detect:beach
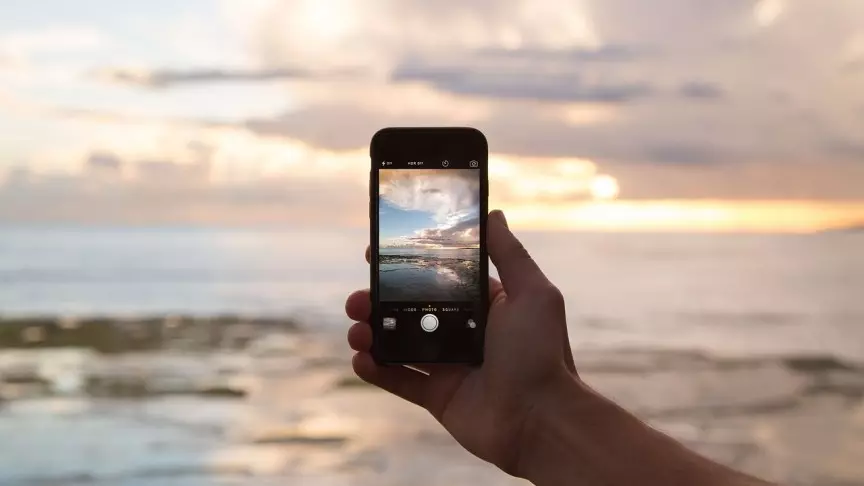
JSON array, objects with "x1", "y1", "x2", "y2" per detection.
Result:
[
  {"x1": 1, "y1": 322, "x2": 863, "y2": 486},
  {"x1": 1, "y1": 227, "x2": 863, "y2": 485}
]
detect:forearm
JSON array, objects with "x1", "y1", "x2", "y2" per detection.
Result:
[{"x1": 516, "y1": 375, "x2": 774, "y2": 486}]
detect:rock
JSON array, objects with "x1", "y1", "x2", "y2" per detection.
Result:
[
  {"x1": 782, "y1": 356, "x2": 859, "y2": 373},
  {"x1": 85, "y1": 374, "x2": 150, "y2": 398},
  {"x1": 196, "y1": 386, "x2": 246, "y2": 398}
]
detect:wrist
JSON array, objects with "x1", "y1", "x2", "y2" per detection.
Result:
[
  {"x1": 513, "y1": 374, "x2": 763, "y2": 486},
  {"x1": 513, "y1": 372, "x2": 593, "y2": 483}
]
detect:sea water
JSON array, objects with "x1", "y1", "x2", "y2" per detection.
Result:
[
  {"x1": 1, "y1": 226, "x2": 864, "y2": 485},
  {"x1": 1, "y1": 226, "x2": 862, "y2": 359}
]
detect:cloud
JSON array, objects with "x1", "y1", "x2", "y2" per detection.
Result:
[
  {"x1": 754, "y1": 0, "x2": 786, "y2": 28},
  {"x1": 677, "y1": 81, "x2": 726, "y2": 100},
  {"x1": 0, "y1": 26, "x2": 105, "y2": 58},
  {"x1": 92, "y1": 66, "x2": 357, "y2": 88},
  {"x1": 0, "y1": 150, "x2": 367, "y2": 226},
  {"x1": 85, "y1": 152, "x2": 123, "y2": 174},
  {"x1": 238, "y1": 92, "x2": 848, "y2": 169},
  {"x1": 824, "y1": 139, "x2": 864, "y2": 159},
  {"x1": 841, "y1": 33, "x2": 864, "y2": 72},
  {"x1": 245, "y1": 104, "x2": 426, "y2": 151},
  {"x1": 604, "y1": 160, "x2": 864, "y2": 201},
  {"x1": 24, "y1": 0, "x2": 853, "y2": 179},
  {"x1": 206, "y1": 0, "x2": 860, "y2": 171},
  {"x1": 471, "y1": 45, "x2": 643, "y2": 63},
  {"x1": 407, "y1": 216, "x2": 480, "y2": 247},
  {"x1": 379, "y1": 169, "x2": 482, "y2": 247},
  {"x1": 843, "y1": 54, "x2": 864, "y2": 73},
  {"x1": 391, "y1": 56, "x2": 654, "y2": 103},
  {"x1": 380, "y1": 169, "x2": 479, "y2": 225},
  {"x1": 4, "y1": 0, "x2": 864, "y2": 223},
  {"x1": 643, "y1": 143, "x2": 729, "y2": 165},
  {"x1": 223, "y1": 0, "x2": 602, "y2": 71}
]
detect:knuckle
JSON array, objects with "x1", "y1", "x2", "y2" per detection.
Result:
[
  {"x1": 530, "y1": 284, "x2": 565, "y2": 307},
  {"x1": 546, "y1": 285, "x2": 566, "y2": 307}
]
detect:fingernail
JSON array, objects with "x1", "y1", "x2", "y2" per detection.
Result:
[{"x1": 491, "y1": 210, "x2": 508, "y2": 228}]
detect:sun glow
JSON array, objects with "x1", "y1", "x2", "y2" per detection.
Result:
[{"x1": 589, "y1": 175, "x2": 620, "y2": 200}]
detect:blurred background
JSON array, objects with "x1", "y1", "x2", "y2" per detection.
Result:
[{"x1": 1, "y1": 1, "x2": 863, "y2": 485}]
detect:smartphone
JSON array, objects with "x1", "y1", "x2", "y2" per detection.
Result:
[{"x1": 370, "y1": 127, "x2": 488, "y2": 365}]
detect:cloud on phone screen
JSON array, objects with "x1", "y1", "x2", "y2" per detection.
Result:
[{"x1": 379, "y1": 169, "x2": 479, "y2": 248}]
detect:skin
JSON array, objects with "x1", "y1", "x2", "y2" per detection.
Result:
[{"x1": 347, "y1": 210, "x2": 776, "y2": 486}]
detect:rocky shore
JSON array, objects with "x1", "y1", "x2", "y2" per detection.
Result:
[
  {"x1": 0, "y1": 324, "x2": 863, "y2": 485},
  {"x1": 0, "y1": 315, "x2": 300, "y2": 353}
]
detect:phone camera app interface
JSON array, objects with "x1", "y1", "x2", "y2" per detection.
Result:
[{"x1": 377, "y1": 164, "x2": 484, "y2": 359}]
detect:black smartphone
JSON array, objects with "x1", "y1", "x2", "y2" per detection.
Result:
[{"x1": 370, "y1": 127, "x2": 489, "y2": 365}]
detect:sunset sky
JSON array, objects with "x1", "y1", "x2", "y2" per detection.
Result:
[{"x1": 1, "y1": 0, "x2": 863, "y2": 232}]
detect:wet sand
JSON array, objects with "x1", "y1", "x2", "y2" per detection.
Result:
[
  {"x1": 378, "y1": 254, "x2": 481, "y2": 301},
  {"x1": 1, "y1": 329, "x2": 863, "y2": 485}
]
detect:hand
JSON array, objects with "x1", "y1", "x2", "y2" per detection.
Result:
[{"x1": 345, "y1": 209, "x2": 578, "y2": 474}]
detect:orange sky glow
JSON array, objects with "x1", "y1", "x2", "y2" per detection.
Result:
[{"x1": 495, "y1": 199, "x2": 864, "y2": 233}]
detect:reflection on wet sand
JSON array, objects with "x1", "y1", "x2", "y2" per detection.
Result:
[
  {"x1": 1, "y1": 328, "x2": 864, "y2": 485},
  {"x1": 379, "y1": 254, "x2": 481, "y2": 301}
]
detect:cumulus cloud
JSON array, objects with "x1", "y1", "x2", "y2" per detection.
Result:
[
  {"x1": 408, "y1": 216, "x2": 481, "y2": 247},
  {"x1": 210, "y1": 0, "x2": 862, "y2": 171},
  {"x1": 378, "y1": 169, "x2": 481, "y2": 248},
  {"x1": 222, "y1": 0, "x2": 601, "y2": 71},
  {"x1": 380, "y1": 169, "x2": 479, "y2": 224},
  {"x1": 48, "y1": 0, "x2": 857, "y2": 178}
]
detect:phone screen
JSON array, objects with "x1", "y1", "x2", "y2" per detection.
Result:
[{"x1": 370, "y1": 128, "x2": 488, "y2": 364}]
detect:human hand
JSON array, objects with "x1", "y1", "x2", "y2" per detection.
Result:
[{"x1": 345, "y1": 209, "x2": 578, "y2": 474}]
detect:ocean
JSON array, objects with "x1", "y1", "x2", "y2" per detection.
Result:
[
  {"x1": 2, "y1": 226, "x2": 862, "y2": 360},
  {"x1": 1, "y1": 226, "x2": 863, "y2": 485}
]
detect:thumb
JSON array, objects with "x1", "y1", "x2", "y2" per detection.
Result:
[{"x1": 487, "y1": 210, "x2": 548, "y2": 296}]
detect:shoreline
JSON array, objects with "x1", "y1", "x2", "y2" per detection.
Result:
[{"x1": 0, "y1": 314, "x2": 863, "y2": 370}]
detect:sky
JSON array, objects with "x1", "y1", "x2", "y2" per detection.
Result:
[
  {"x1": 379, "y1": 169, "x2": 480, "y2": 248},
  {"x1": 1, "y1": 0, "x2": 863, "y2": 232}
]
